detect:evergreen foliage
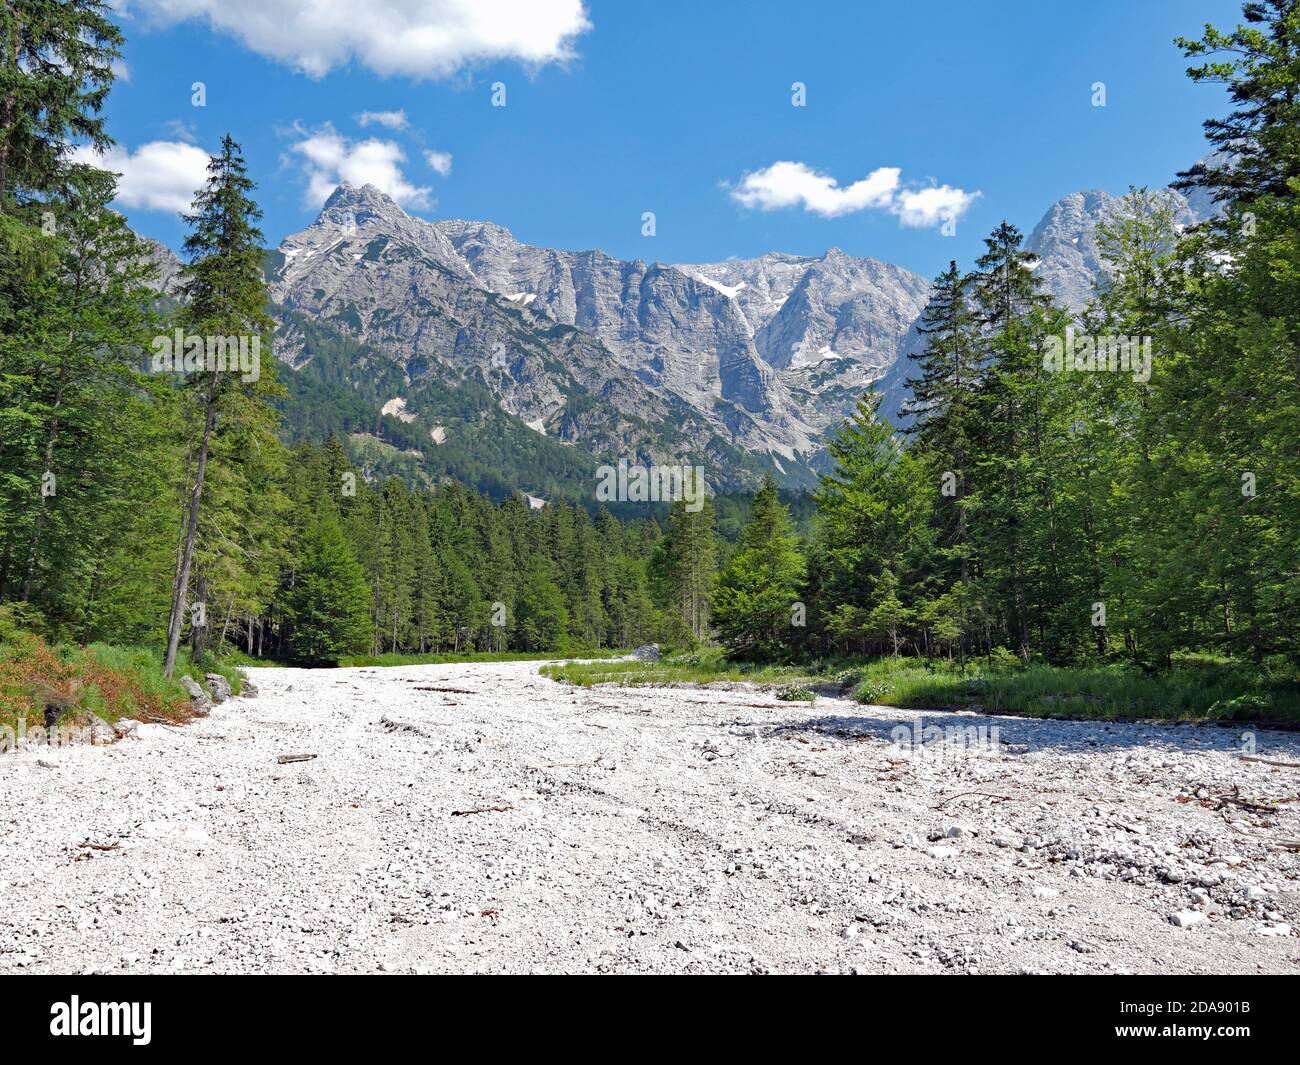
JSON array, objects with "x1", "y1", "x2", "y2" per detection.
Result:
[{"x1": 1, "y1": 0, "x2": 1296, "y2": 698}]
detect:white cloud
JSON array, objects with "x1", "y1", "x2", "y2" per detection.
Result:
[
  {"x1": 894, "y1": 185, "x2": 980, "y2": 228},
  {"x1": 731, "y1": 162, "x2": 899, "y2": 218},
  {"x1": 356, "y1": 109, "x2": 408, "y2": 130},
  {"x1": 72, "y1": 140, "x2": 211, "y2": 214},
  {"x1": 729, "y1": 160, "x2": 979, "y2": 229},
  {"x1": 424, "y1": 149, "x2": 453, "y2": 177},
  {"x1": 288, "y1": 124, "x2": 431, "y2": 209},
  {"x1": 126, "y1": 0, "x2": 592, "y2": 80}
]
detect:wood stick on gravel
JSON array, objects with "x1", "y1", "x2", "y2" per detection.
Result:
[{"x1": 1236, "y1": 753, "x2": 1300, "y2": 769}]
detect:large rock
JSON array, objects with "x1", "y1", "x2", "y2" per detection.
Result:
[
  {"x1": 205, "y1": 673, "x2": 233, "y2": 704},
  {"x1": 179, "y1": 674, "x2": 212, "y2": 713}
]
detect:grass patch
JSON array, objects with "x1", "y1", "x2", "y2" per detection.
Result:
[
  {"x1": 0, "y1": 634, "x2": 232, "y2": 727},
  {"x1": 540, "y1": 649, "x2": 818, "y2": 688},
  {"x1": 850, "y1": 657, "x2": 1300, "y2": 724},
  {"x1": 543, "y1": 648, "x2": 1300, "y2": 725}
]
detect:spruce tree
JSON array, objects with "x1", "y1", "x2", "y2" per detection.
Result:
[
  {"x1": 900, "y1": 267, "x2": 980, "y2": 659},
  {"x1": 515, "y1": 557, "x2": 569, "y2": 651},
  {"x1": 287, "y1": 513, "x2": 372, "y2": 665},
  {"x1": 663, "y1": 496, "x2": 717, "y2": 643},
  {"x1": 163, "y1": 135, "x2": 277, "y2": 677},
  {"x1": 0, "y1": 0, "x2": 120, "y2": 208},
  {"x1": 814, "y1": 391, "x2": 929, "y2": 656},
  {"x1": 713, "y1": 475, "x2": 804, "y2": 660}
]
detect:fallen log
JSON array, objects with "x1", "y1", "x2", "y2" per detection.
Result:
[
  {"x1": 276, "y1": 753, "x2": 318, "y2": 764},
  {"x1": 451, "y1": 803, "x2": 513, "y2": 816}
]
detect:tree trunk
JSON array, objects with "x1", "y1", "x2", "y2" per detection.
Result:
[
  {"x1": 164, "y1": 375, "x2": 220, "y2": 678},
  {"x1": 190, "y1": 571, "x2": 208, "y2": 665},
  {"x1": 219, "y1": 596, "x2": 235, "y2": 649}
]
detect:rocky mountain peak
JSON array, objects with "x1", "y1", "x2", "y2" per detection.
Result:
[
  {"x1": 323, "y1": 181, "x2": 402, "y2": 212},
  {"x1": 314, "y1": 182, "x2": 412, "y2": 232},
  {"x1": 1026, "y1": 185, "x2": 1200, "y2": 311},
  {"x1": 268, "y1": 155, "x2": 1219, "y2": 486}
]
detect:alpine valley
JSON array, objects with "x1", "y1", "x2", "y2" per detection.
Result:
[{"x1": 149, "y1": 174, "x2": 1209, "y2": 505}]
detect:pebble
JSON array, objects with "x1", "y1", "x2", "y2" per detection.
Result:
[
  {"x1": 1, "y1": 660, "x2": 1296, "y2": 975},
  {"x1": 1169, "y1": 910, "x2": 1207, "y2": 929}
]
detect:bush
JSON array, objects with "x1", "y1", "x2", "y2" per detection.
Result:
[
  {"x1": 0, "y1": 637, "x2": 202, "y2": 727},
  {"x1": 1206, "y1": 693, "x2": 1272, "y2": 720},
  {"x1": 853, "y1": 679, "x2": 894, "y2": 704},
  {"x1": 0, "y1": 603, "x2": 45, "y2": 645}
]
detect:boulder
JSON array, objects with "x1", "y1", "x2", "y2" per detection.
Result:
[
  {"x1": 179, "y1": 674, "x2": 212, "y2": 713},
  {"x1": 205, "y1": 673, "x2": 233, "y2": 703},
  {"x1": 631, "y1": 644, "x2": 661, "y2": 662}
]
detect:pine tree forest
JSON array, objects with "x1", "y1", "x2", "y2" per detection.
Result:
[{"x1": 0, "y1": 0, "x2": 1296, "y2": 712}]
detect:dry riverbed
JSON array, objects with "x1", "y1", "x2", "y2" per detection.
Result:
[{"x1": 2, "y1": 660, "x2": 1298, "y2": 974}]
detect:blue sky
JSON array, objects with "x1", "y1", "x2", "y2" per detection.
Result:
[{"x1": 99, "y1": 0, "x2": 1241, "y2": 280}]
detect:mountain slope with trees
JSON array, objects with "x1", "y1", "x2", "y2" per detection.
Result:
[{"x1": 0, "y1": 0, "x2": 1295, "y2": 726}]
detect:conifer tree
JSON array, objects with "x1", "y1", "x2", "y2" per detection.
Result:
[
  {"x1": 899, "y1": 264, "x2": 985, "y2": 660},
  {"x1": 713, "y1": 475, "x2": 804, "y2": 660},
  {"x1": 515, "y1": 557, "x2": 569, "y2": 651},
  {"x1": 813, "y1": 391, "x2": 929, "y2": 656},
  {"x1": 286, "y1": 513, "x2": 372, "y2": 665},
  {"x1": 0, "y1": 0, "x2": 120, "y2": 207},
  {"x1": 663, "y1": 496, "x2": 717, "y2": 643},
  {"x1": 163, "y1": 135, "x2": 278, "y2": 677}
]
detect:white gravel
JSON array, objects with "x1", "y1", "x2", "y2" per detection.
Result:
[{"x1": 2, "y1": 660, "x2": 1299, "y2": 974}]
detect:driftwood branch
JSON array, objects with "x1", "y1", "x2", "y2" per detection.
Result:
[
  {"x1": 934, "y1": 790, "x2": 1011, "y2": 808},
  {"x1": 451, "y1": 803, "x2": 513, "y2": 816},
  {"x1": 1236, "y1": 753, "x2": 1300, "y2": 769}
]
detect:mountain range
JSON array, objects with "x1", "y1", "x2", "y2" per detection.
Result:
[{"x1": 145, "y1": 169, "x2": 1209, "y2": 501}]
